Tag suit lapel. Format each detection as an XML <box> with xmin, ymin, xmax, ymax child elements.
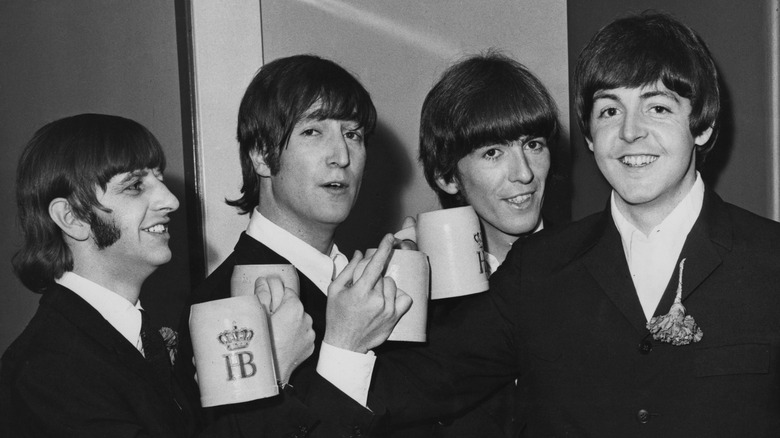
<box><xmin>581</xmin><ymin>210</ymin><xmax>649</xmax><ymax>334</ymax></box>
<box><xmin>677</xmin><ymin>189</ymin><xmax>731</xmax><ymax>301</ymax></box>
<box><xmin>582</xmin><ymin>189</ymin><xmax>732</xmax><ymax>333</ymax></box>
<box><xmin>46</xmin><ymin>285</ymin><xmax>172</xmax><ymax>400</ymax></box>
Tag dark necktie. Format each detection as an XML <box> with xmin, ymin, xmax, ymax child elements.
<box><xmin>140</xmin><ymin>309</ymin><xmax>172</xmax><ymax>389</ymax></box>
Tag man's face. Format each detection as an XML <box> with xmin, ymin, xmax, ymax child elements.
<box><xmin>447</xmin><ymin>136</ymin><xmax>549</xmax><ymax>245</ymax></box>
<box><xmin>91</xmin><ymin>168</ymin><xmax>179</xmax><ymax>278</ymax></box>
<box><xmin>259</xmin><ymin>107</ymin><xmax>366</xmax><ymax>235</ymax></box>
<box><xmin>587</xmin><ymin>81</ymin><xmax>712</xmax><ymax>216</ymax></box>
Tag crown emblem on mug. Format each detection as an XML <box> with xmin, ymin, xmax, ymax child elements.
<box><xmin>217</xmin><ymin>324</ymin><xmax>254</xmax><ymax>351</ymax></box>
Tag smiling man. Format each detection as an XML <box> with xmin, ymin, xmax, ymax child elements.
<box><xmin>390</xmin><ymin>52</ymin><xmax>559</xmax><ymax>438</ymax></box>
<box><xmin>177</xmin><ymin>54</ymin><xmax>409</xmax><ymax>437</ymax></box>
<box><xmin>370</xmin><ymin>12</ymin><xmax>780</xmax><ymax>436</ymax></box>
<box><xmin>0</xmin><ymin>114</ymin><xmax>320</xmax><ymax>437</ymax></box>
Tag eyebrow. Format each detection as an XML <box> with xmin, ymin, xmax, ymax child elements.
<box><xmin>117</xmin><ymin>169</ymin><xmax>149</xmax><ymax>184</ymax></box>
<box><xmin>640</xmin><ymin>89</ymin><xmax>680</xmax><ymax>103</ymax></box>
<box><xmin>592</xmin><ymin>89</ymin><xmax>680</xmax><ymax>103</ymax></box>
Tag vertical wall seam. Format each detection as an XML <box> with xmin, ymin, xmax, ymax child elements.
<box><xmin>770</xmin><ymin>0</ymin><xmax>780</xmax><ymax>220</ymax></box>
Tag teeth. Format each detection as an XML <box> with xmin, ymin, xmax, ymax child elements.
<box><xmin>621</xmin><ymin>155</ymin><xmax>657</xmax><ymax>167</ymax></box>
<box><xmin>507</xmin><ymin>194</ymin><xmax>532</xmax><ymax>204</ymax></box>
<box><xmin>144</xmin><ymin>224</ymin><xmax>166</xmax><ymax>234</ymax></box>
<box><xmin>326</xmin><ymin>183</ymin><xmax>344</xmax><ymax>188</ymax></box>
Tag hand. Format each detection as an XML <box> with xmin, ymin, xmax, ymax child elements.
<box><xmin>324</xmin><ymin>234</ymin><xmax>413</xmax><ymax>353</ymax></box>
<box><xmin>255</xmin><ymin>276</ymin><xmax>315</xmax><ymax>384</ymax></box>
<box><xmin>393</xmin><ymin>216</ymin><xmax>418</xmax><ymax>250</ymax></box>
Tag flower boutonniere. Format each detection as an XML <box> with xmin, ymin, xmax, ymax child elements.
<box><xmin>646</xmin><ymin>259</ymin><xmax>703</xmax><ymax>346</ymax></box>
<box><xmin>159</xmin><ymin>327</ymin><xmax>178</xmax><ymax>366</ymax></box>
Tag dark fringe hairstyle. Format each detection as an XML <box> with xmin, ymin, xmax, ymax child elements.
<box><xmin>574</xmin><ymin>11</ymin><xmax>720</xmax><ymax>165</ymax></box>
<box><xmin>419</xmin><ymin>50</ymin><xmax>560</xmax><ymax>208</ymax></box>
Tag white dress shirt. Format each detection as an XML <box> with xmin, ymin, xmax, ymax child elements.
<box><xmin>612</xmin><ymin>172</ymin><xmax>704</xmax><ymax>321</ymax></box>
<box><xmin>246</xmin><ymin>210</ymin><xmax>375</xmax><ymax>406</ymax></box>
<box><xmin>56</xmin><ymin>271</ymin><xmax>146</xmax><ymax>355</ymax></box>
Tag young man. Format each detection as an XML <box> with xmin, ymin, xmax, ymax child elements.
<box><xmin>420</xmin><ymin>51</ymin><xmax>558</xmax><ymax>271</ymax></box>
<box><xmin>0</xmin><ymin>113</ymin><xmax>317</xmax><ymax>437</ymax></box>
<box><xmin>391</xmin><ymin>52</ymin><xmax>559</xmax><ymax>437</ymax></box>
<box><xmin>372</xmin><ymin>12</ymin><xmax>780</xmax><ymax>436</ymax></box>
<box><xmin>177</xmin><ymin>55</ymin><xmax>410</xmax><ymax>437</ymax></box>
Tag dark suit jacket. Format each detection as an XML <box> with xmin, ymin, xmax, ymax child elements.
<box><xmin>375</xmin><ymin>190</ymin><xmax>780</xmax><ymax>437</ymax></box>
<box><xmin>177</xmin><ymin>232</ymin><xmax>383</xmax><ymax>437</ymax></box>
<box><xmin>0</xmin><ymin>284</ymin><xmax>285</xmax><ymax>438</ymax></box>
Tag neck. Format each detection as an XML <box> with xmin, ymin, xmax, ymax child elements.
<box><xmin>614</xmin><ymin>175</ymin><xmax>696</xmax><ymax>235</ymax></box>
<box><xmin>256</xmin><ymin>206</ymin><xmax>337</xmax><ymax>255</ymax></box>
<box><xmin>70</xmin><ymin>251</ymin><xmax>147</xmax><ymax>305</ymax></box>
<box><xmin>71</xmin><ymin>266</ymin><xmax>144</xmax><ymax>304</ymax></box>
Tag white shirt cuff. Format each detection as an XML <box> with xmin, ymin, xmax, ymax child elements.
<box><xmin>317</xmin><ymin>341</ymin><xmax>376</xmax><ymax>407</ymax></box>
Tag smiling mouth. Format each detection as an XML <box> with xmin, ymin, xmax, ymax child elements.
<box><xmin>143</xmin><ymin>224</ymin><xmax>168</xmax><ymax>234</ymax></box>
<box><xmin>506</xmin><ymin>193</ymin><xmax>533</xmax><ymax>206</ymax></box>
<box><xmin>323</xmin><ymin>182</ymin><xmax>348</xmax><ymax>189</ymax></box>
<box><xmin>620</xmin><ymin>155</ymin><xmax>658</xmax><ymax>167</ymax></box>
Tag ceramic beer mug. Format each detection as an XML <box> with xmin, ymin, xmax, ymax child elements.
<box><xmin>394</xmin><ymin>205</ymin><xmax>489</xmax><ymax>299</ymax></box>
<box><xmin>189</xmin><ymin>295</ymin><xmax>278</xmax><ymax>407</ymax></box>
<box><xmin>364</xmin><ymin>248</ymin><xmax>430</xmax><ymax>342</ymax></box>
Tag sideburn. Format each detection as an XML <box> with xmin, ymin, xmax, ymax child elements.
<box><xmin>89</xmin><ymin>211</ymin><xmax>121</xmax><ymax>249</ymax></box>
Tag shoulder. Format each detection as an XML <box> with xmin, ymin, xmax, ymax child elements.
<box><xmin>702</xmin><ymin>190</ymin><xmax>780</xmax><ymax>252</ymax></box>
<box><xmin>506</xmin><ymin>211</ymin><xmax>606</xmax><ymax>272</ymax></box>
<box><xmin>195</xmin><ymin>233</ymin><xmax>298</xmax><ymax>303</ymax></box>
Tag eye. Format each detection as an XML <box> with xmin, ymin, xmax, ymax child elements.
<box><xmin>524</xmin><ymin>138</ymin><xmax>547</xmax><ymax>152</ymax></box>
<box><xmin>650</xmin><ymin>105</ymin><xmax>671</xmax><ymax>114</ymax></box>
<box><xmin>598</xmin><ymin>107</ymin><xmax>619</xmax><ymax>118</ymax></box>
<box><xmin>482</xmin><ymin>148</ymin><xmax>503</xmax><ymax>160</ymax></box>
<box><xmin>344</xmin><ymin>130</ymin><xmax>364</xmax><ymax>141</ymax></box>
<box><xmin>301</xmin><ymin>128</ymin><xmax>319</xmax><ymax>136</ymax></box>
<box><xmin>125</xmin><ymin>179</ymin><xmax>143</xmax><ymax>194</ymax></box>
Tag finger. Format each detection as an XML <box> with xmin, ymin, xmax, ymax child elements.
<box><xmin>254</xmin><ymin>276</ymin><xmax>273</xmax><ymax>311</ymax></box>
<box><xmin>352</xmin><ymin>258</ymin><xmax>371</xmax><ymax>284</ymax></box>
<box><xmin>328</xmin><ymin>250</ymin><xmax>363</xmax><ymax>295</ymax></box>
<box><xmin>265</xmin><ymin>275</ymin><xmax>286</xmax><ymax>313</ymax></box>
<box><xmin>394</xmin><ymin>287</ymin><xmax>413</xmax><ymax>317</ymax></box>
<box><xmin>393</xmin><ymin>226</ymin><xmax>416</xmax><ymax>242</ymax></box>
<box><xmin>379</xmin><ymin>276</ymin><xmax>396</xmax><ymax>313</ymax></box>
<box><xmin>354</xmin><ymin>234</ymin><xmax>393</xmax><ymax>289</ymax></box>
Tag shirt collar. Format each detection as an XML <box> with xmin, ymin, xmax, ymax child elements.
<box><xmin>56</xmin><ymin>271</ymin><xmax>143</xmax><ymax>351</ymax></box>
<box><xmin>612</xmin><ymin>171</ymin><xmax>704</xmax><ymax>255</ymax></box>
<box><xmin>246</xmin><ymin>209</ymin><xmax>348</xmax><ymax>294</ymax></box>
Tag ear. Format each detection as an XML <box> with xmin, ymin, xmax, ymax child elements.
<box><xmin>49</xmin><ymin>198</ymin><xmax>90</xmax><ymax>241</ymax></box>
<box><xmin>434</xmin><ymin>174</ymin><xmax>460</xmax><ymax>195</ymax></box>
<box><xmin>694</xmin><ymin>125</ymin><xmax>714</xmax><ymax>146</ymax></box>
<box><xmin>585</xmin><ymin>137</ymin><xmax>595</xmax><ymax>152</ymax></box>
<box><xmin>248</xmin><ymin>147</ymin><xmax>272</xmax><ymax>178</ymax></box>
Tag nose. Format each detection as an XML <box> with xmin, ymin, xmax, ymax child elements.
<box><xmin>619</xmin><ymin>109</ymin><xmax>647</xmax><ymax>143</ymax></box>
<box><xmin>508</xmin><ymin>148</ymin><xmax>534</xmax><ymax>184</ymax></box>
<box><xmin>154</xmin><ymin>179</ymin><xmax>180</xmax><ymax>213</ymax></box>
<box><xmin>327</xmin><ymin>132</ymin><xmax>350</xmax><ymax>168</ymax></box>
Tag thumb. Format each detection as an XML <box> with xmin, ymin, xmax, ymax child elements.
<box><xmin>254</xmin><ymin>276</ymin><xmax>273</xmax><ymax>312</ymax></box>
<box><xmin>394</xmin><ymin>288</ymin><xmax>413</xmax><ymax>317</ymax></box>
